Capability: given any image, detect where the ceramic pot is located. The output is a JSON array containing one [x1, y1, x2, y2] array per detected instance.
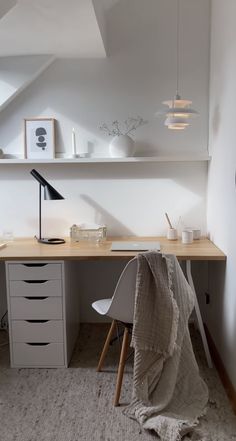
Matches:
[[109, 134, 135, 158]]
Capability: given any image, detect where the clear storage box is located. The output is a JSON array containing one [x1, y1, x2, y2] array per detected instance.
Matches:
[[70, 223, 107, 243]]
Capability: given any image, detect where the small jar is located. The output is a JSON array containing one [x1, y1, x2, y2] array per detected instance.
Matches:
[[167, 228, 178, 240], [182, 229, 193, 244], [185, 228, 201, 240]]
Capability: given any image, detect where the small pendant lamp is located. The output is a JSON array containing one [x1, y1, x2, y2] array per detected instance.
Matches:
[[162, 0, 198, 130]]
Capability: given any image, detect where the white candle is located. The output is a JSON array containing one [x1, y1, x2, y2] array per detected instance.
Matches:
[[72, 128, 76, 155]]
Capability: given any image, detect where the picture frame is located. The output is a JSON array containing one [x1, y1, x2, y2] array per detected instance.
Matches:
[[24, 118, 56, 159]]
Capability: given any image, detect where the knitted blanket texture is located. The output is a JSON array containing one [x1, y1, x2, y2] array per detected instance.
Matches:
[[124, 252, 208, 441]]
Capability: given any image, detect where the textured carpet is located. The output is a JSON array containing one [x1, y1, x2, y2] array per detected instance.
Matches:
[[0, 325, 236, 441]]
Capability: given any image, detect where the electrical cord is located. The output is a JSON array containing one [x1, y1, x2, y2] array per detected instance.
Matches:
[[0, 310, 8, 329], [0, 311, 9, 347]]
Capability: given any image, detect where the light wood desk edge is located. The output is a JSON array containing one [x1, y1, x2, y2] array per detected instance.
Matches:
[[0, 237, 226, 261]]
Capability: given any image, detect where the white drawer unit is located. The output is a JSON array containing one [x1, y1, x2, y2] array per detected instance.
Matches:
[[11, 320, 64, 343], [9, 279, 62, 297], [6, 260, 80, 368], [10, 296, 63, 320], [12, 342, 65, 367], [8, 263, 62, 281]]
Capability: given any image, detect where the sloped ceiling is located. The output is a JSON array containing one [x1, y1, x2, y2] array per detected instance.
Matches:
[[0, 0, 107, 58], [0, 0, 17, 19]]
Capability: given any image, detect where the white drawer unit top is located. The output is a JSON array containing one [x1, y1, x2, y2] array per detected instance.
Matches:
[[8, 263, 62, 281], [10, 296, 63, 320], [11, 320, 64, 343], [9, 279, 62, 297]]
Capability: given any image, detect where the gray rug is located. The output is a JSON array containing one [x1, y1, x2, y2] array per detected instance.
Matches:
[[0, 325, 236, 441]]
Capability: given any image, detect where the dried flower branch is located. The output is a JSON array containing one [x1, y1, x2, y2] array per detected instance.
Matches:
[[99, 116, 147, 137]]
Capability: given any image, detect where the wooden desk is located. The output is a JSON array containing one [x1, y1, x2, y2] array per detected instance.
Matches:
[[0, 236, 226, 261], [0, 237, 226, 369]]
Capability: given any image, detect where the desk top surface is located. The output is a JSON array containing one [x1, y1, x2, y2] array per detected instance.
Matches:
[[0, 237, 226, 261]]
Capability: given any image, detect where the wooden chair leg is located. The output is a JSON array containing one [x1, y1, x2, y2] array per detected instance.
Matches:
[[97, 320, 116, 372], [113, 326, 130, 407]]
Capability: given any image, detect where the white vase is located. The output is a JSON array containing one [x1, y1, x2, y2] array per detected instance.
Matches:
[[109, 134, 135, 158]]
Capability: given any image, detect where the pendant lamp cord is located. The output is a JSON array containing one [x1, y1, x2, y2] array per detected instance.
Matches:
[[176, 0, 180, 98]]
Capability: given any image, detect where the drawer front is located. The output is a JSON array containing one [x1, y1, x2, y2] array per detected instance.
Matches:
[[9, 280, 62, 297], [8, 263, 62, 281], [12, 342, 65, 367], [11, 320, 64, 343], [10, 296, 63, 320]]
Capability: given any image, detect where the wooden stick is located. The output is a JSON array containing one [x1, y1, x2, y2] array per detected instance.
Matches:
[[113, 326, 130, 406], [97, 320, 116, 372], [165, 212, 173, 229]]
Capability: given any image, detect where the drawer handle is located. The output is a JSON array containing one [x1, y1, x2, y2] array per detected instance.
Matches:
[[25, 320, 49, 323], [26, 343, 50, 346], [23, 280, 48, 284], [24, 296, 48, 300], [23, 264, 47, 267]]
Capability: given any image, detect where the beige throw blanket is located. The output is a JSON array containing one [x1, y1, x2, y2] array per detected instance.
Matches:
[[124, 252, 208, 441]]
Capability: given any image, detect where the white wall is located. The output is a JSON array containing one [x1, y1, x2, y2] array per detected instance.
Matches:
[[0, 162, 208, 239], [0, 0, 210, 158], [207, 0, 236, 389], [0, 0, 210, 239], [0, 0, 210, 321]]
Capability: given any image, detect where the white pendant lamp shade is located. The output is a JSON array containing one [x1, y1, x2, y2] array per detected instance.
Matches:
[[163, 96, 198, 117], [164, 116, 189, 130], [161, 0, 198, 130], [163, 94, 198, 129]]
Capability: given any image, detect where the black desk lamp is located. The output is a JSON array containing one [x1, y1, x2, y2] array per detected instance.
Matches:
[[30, 169, 65, 244]]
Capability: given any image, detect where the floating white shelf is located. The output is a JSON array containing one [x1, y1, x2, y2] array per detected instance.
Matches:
[[0, 154, 210, 164]]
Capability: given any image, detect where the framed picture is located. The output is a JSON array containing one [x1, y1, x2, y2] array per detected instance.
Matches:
[[24, 118, 56, 159]]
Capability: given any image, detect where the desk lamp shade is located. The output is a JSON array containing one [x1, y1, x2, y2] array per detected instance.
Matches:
[[44, 183, 63, 200], [30, 169, 65, 244]]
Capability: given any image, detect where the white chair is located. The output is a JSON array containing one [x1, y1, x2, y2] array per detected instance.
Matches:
[[92, 257, 137, 406]]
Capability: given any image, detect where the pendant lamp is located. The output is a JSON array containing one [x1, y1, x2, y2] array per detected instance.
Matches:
[[162, 0, 198, 130]]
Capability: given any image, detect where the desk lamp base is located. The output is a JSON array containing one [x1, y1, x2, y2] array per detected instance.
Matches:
[[37, 237, 65, 245]]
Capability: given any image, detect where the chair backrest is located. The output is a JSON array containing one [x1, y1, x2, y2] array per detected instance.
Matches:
[[106, 257, 137, 323]]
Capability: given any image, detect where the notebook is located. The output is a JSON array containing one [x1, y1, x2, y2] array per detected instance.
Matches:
[[111, 241, 161, 251]]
